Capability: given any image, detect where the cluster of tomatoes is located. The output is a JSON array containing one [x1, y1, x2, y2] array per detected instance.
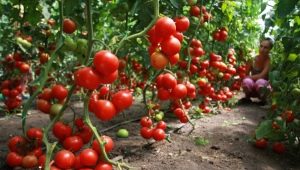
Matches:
[[255, 138, 286, 154], [49, 119, 113, 169], [6, 128, 44, 169], [36, 84, 68, 118], [212, 27, 228, 42], [189, 4, 212, 23], [148, 15, 190, 69], [140, 116, 167, 141]]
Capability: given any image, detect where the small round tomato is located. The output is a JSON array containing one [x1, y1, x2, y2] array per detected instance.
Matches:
[[74, 67, 102, 90], [157, 88, 171, 100], [156, 121, 167, 130], [63, 18, 76, 34], [272, 142, 285, 154], [150, 52, 169, 70], [155, 17, 176, 39], [36, 99, 51, 114], [6, 152, 23, 167], [111, 90, 133, 111], [93, 100, 117, 121], [52, 121, 72, 141], [63, 136, 84, 152], [38, 154, 46, 167], [140, 116, 153, 128], [51, 84, 68, 101], [19, 63, 30, 73], [162, 73, 177, 90], [93, 50, 119, 75], [92, 136, 114, 155], [8, 136, 26, 153], [79, 148, 98, 167], [171, 84, 187, 99], [54, 150, 75, 169], [174, 16, 190, 32], [152, 128, 166, 141], [140, 127, 153, 139], [255, 138, 268, 149], [161, 35, 181, 57], [95, 161, 113, 170], [26, 127, 43, 141]]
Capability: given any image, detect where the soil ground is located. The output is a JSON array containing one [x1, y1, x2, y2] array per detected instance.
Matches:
[[0, 96, 300, 170]]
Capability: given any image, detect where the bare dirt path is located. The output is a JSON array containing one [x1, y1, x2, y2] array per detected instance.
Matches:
[[0, 99, 299, 170]]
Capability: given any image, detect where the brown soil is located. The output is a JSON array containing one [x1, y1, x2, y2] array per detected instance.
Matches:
[[0, 97, 299, 170]]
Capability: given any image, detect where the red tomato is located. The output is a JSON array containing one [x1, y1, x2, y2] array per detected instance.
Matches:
[[8, 136, 26, 153], [171, 84, 187, 99], [6, 152, 23, 167], [36, 99, 51, 114], [99, 86, 110, 97], [272, 142, 285, 154], [27, 127, 43, 141], [155, 17, 176, 39], [52, 121, 72, 141], [162, 73, 177, 90], [95, 161, 113, 170], [140, 127, 153, 139], [63, 18, 76, 34], [93, 50, 119, 75], [51, 84, 68, 101], [22, 155, 38, 168], [98, 70, 119, 84], [76, 125, 93, 144], [19, 63, 30, 73], [111, 90, 133, 111], [190, 6, 200, 16], [79, 148, 98, 167], [169, 53, 180, 65], [156, 121, 167, 130], [173, 108, 185, 119], [39, 88, 52, 101], [157, 88, 171, 100], [38, 154, 46, 167], [152, 128, 166, 141], [92, 136, 114, 155], [174, 16, 190, 32], [147, 26, 162, 45], [54, 150, 75, 169], [150, 52, 169, 70], [155, 74, 164, 88], [140, 116, 153, 128], [93, 100, 117, 121], [89, 93, 99, 112], [28, 147, 43, 157], [63, 136, 84, 152], [161, 35, 181, 57], [173, 32, 184, 42], [255, 138, 268, 149], [74, 67, 102, 90], [191, 39, 202, 48]]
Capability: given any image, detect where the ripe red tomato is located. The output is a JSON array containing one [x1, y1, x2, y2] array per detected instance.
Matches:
[[36, 99, 51, 114], [155, 17, 176, 39], [190, 6, 200, 16], [173, 32, 184, 42], [51, 84, 68, 100], [39, 88, 52, 101], [52, 121, 72, 141], [272, 142, 285, 154], [174, 16, 190, 32], [169, 53, 180, 65], [19, 63, 30, 73], [99, 86, 110, 97], [76, 125, 93, 144], [157, 88, 171, 100], [22, 155, 38, 168], [1, 88, 10, 97], [92, 136, 114, 155], [111, 90, 133, 111], [255, 138, 268, 149], [63, 136, 84, 152], [54, 150, 75, 169], [79, 148, 98, 167], [95, 161, 113, 170], [161, 35, 181, 57], [39, 52, 50, 64], [74, 67, 101, 90], [140, 127, 153, 139], [98, 70, 119, 84], [93, 50, 119, 75], [156, 121, 167, 130], [171, 84, 187, 99], [140, 116, 153, 128], [162, 73, 177, 90], [38, 154, 46, 167], [152, 128, 166, 141], [191, 39, 202, 48], [219, 30, 228, 41], [174, 108, 185, 119], [93, 100, 116, 121], [63, 18, 76, 34], [150, 52, 169, 69], [8, 136, 26, 153], [6, 152, 23, 167], [147, 26, 162, 45], [27, 127, 43, 141], [28, 147, 43, 157]]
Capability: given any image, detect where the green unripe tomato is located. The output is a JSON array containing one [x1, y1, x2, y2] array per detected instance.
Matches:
[[64, 36, 77, 51], [76, 38, 88, 55], [117, 128, 129, 138], [50, 104, 63, 117], [155, 111, 164, 121]]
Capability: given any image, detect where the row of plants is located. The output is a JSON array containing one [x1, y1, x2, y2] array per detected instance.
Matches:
[[0, 0, 290, 169], [254, 0, 300, 154]]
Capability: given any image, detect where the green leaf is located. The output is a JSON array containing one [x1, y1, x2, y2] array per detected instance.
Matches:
[[276, 0, 298, 18], [294, 16, 300, 26], [255, 120, 273, 139]]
